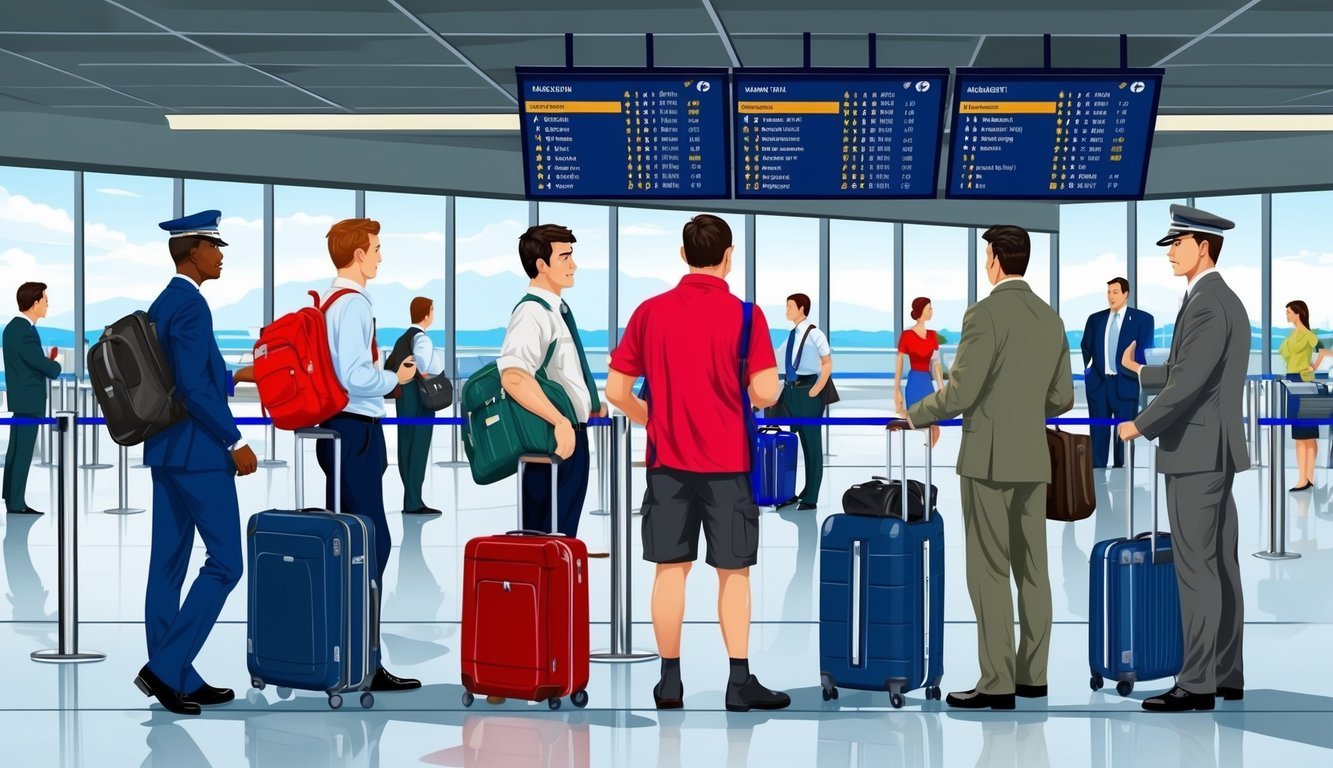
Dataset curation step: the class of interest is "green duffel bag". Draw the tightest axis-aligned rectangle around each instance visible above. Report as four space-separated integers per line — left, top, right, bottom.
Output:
461 295 579 485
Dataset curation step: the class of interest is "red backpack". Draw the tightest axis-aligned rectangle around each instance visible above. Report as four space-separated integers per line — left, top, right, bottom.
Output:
253 288 361 430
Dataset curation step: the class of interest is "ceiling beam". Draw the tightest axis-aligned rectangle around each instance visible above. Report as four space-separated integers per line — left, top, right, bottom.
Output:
382 0 518 106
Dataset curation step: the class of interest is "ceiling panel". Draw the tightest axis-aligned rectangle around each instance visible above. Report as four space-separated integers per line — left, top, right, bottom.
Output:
264 64 483 89
79 64 284 88
446 35 566 93
970 36 1190 69
0 0 161 33
108 0 424 34
713 0 1243 35
312 86 515 110
1215 0 1333 34
0 34 220 66
1 85 158 108
397 0 720 35
1157 85 1333 109
118 84 332 109
1167 36 1333 67
732 34 978 69
0 53 90 87
201 34 456 66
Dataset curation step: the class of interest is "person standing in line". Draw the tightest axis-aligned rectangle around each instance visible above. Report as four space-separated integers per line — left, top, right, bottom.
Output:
1118 204 1250 712
605 214 790 713
316 217 421 694
2 282 61 515
894 297 946 448
898 225 1074 710
390 296 446 515
774 292 832 511
1278 300 1332 491
133 211 258 716
1081 278 1154 469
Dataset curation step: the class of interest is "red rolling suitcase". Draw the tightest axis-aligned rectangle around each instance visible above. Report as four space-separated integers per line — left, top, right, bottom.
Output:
460 454 590 710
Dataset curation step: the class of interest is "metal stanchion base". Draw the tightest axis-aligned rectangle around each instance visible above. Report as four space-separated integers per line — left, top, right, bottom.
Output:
1253 551 1301 560
36 461 56 468
79 463 112 470
434 460 470 468
31 650 106 664
588 508 610 517
104 507 144 515
257 459 288 468
591 651 658 663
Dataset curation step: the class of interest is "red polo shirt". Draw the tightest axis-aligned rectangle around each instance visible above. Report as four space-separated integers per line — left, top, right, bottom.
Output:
610 274 776 474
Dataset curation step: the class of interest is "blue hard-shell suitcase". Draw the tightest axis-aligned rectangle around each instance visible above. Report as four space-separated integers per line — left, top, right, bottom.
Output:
819 425 944 708
751 426 798 506
246 427 380 710
1088 438 1183 696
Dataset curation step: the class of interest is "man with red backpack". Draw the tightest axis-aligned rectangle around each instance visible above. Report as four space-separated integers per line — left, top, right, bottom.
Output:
314 217 419 693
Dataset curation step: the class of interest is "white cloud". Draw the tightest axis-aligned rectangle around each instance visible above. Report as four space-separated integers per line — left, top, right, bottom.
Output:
94 188 140 199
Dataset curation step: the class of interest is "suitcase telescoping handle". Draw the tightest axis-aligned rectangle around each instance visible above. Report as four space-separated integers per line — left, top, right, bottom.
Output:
294 427 341 514
885 419 932 523
516 453 563 533
1123 433 1171 564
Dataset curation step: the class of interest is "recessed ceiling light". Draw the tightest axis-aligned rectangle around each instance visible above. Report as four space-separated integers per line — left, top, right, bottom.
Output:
1154 115 1333 131
165 114 520 131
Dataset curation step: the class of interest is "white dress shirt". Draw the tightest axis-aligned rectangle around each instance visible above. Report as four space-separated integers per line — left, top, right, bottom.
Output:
779 319 831 377
1104 308 1124 375
497 285 594 421
1186 267 1219 297
321 277 396 419
171 274 247 450
409 324 445 376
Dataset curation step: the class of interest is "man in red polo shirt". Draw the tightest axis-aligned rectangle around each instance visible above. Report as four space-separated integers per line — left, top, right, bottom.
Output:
605 214 788 713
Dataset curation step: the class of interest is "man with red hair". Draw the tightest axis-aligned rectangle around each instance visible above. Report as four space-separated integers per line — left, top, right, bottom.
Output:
317 218 420 693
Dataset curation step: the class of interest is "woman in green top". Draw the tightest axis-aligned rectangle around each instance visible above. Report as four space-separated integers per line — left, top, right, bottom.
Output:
1280 300 1333 491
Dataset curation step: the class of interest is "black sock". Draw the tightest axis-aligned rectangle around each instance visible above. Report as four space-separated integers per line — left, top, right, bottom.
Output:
728 658 750 685
660 656 681 683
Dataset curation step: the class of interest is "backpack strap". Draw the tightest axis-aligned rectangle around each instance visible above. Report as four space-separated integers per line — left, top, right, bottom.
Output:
512 294 559 375
318 288 362 314
790 324 816 374
739 302 758 467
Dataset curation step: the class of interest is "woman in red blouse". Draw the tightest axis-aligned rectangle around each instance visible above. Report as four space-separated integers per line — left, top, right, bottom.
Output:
895 297 946 446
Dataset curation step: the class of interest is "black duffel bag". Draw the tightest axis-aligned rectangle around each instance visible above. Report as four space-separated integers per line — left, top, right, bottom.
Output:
842 476 938 522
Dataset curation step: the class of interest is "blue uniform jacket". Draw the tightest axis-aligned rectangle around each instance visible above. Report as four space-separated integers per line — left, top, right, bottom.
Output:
144 277 241 471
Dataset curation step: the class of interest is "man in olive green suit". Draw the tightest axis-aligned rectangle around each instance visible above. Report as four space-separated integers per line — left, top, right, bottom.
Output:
899 225 1074 710
3 282 62 515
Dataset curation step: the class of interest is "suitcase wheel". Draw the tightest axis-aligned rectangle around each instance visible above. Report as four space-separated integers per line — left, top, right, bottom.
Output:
1090 674 1104 692
890 693 905 709
276 687 293 700
926 686 941 701
461 691 475 708
359 692 374 709
328 694 343 710
250 678 265 691
819 673 838 702
571 690 589 708
547 697 562 710
1116 680 1134 697
821 686 840 702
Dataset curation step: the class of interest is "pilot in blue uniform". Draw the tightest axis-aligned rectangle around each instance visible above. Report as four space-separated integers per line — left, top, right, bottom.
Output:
133 210 258 716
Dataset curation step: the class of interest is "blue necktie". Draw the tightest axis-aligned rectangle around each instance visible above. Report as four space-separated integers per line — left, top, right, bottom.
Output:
1106 312 1120 374
784 327 798 382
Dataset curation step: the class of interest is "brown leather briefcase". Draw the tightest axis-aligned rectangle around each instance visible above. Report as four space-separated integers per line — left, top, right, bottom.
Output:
1046 427 1095 521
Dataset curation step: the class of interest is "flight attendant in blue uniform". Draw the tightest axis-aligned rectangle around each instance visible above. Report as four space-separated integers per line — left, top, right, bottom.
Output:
133 210 258 716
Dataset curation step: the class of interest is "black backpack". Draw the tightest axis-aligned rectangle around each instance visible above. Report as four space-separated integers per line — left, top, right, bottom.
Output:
842 476 938 522
87 311 186 446
385 327 454 412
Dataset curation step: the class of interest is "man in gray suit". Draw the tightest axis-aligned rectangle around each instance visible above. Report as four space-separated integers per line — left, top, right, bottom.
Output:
899 225 1074 710
1119 205 1249 712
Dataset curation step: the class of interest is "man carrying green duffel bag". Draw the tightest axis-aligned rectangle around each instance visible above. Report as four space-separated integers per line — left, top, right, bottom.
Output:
460 224 602 540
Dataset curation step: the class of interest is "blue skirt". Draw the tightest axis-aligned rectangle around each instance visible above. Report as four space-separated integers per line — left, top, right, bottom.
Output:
905 370 935 408
1288 373 1320 440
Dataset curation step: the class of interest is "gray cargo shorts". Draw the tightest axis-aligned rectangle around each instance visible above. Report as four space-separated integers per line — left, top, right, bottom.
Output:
640 468 761 570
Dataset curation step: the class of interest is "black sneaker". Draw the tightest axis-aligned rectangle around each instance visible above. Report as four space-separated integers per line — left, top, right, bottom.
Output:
725 675 790 712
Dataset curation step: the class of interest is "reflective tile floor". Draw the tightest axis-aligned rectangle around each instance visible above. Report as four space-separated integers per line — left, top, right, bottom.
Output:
2 414 1332 766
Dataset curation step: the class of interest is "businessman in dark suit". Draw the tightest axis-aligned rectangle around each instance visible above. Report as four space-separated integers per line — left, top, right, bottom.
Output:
2 282 62 515
1081 277 1154 468
132 210 258 717
1120 205 1249 712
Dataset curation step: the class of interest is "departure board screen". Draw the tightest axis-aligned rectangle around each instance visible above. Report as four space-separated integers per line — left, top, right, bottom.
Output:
945 69 1164 200
732 69 948 199
516 68 731 199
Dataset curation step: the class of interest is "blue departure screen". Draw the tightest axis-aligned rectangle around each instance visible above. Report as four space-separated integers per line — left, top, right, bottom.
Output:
516 68 731 199
732 69 948 199
945 69 1164 200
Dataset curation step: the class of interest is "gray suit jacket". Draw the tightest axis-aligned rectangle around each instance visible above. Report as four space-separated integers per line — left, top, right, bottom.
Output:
1135 272 1250 476
908 280 1074 483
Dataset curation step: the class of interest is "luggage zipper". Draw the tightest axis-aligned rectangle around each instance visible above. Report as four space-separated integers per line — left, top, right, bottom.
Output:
921 538 931 689
851 540 863 668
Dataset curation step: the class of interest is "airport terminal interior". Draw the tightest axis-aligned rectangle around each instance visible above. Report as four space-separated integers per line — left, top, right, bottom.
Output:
1 1 1332 766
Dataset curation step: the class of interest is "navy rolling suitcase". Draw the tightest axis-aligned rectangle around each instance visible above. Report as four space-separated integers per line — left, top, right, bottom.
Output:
1088 437 1183 696
246 427 380 710
751 426 799 506
819 423 944 708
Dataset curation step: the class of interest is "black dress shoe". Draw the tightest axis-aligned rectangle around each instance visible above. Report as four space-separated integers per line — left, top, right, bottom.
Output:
403 506 443 515
797 503 818 511
653 678 684 709
775 497 800 510
134 666 200 716
1216 687 1244 701
183 684 234 706
369 667 421 692
946 689 1016 710
7 507 42 515
1142 685 1215 712
1015 684 1047 698
725 675 790 712
1290 482 1314 492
